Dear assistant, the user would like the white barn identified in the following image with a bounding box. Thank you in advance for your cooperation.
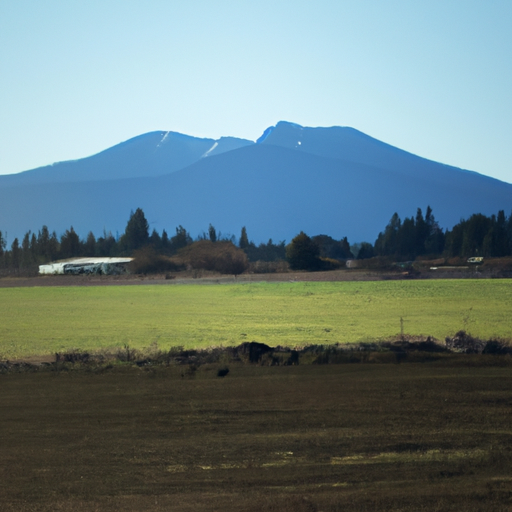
[39,257,133,275]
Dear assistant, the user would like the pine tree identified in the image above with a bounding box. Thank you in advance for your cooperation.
[208,224,217,243]
[123,208,149,253]
[60,227,82,259]
[149,229,162,249]
[239,226,249,250]
[85,232,97,257]
[0,231,6,268]
[161,229,170,253]
[0,230,5,257]
[170,226,191,252]
[415,208,428,255]
[374,212,401,256]
[10,238,21,271]
[21,231,33,268]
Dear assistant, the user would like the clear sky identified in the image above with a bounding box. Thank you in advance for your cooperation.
[1,0,511,184]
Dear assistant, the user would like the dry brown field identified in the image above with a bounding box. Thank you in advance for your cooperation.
[0,269,400,288]
[2,360,512,511]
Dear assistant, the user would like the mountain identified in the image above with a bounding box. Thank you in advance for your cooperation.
[0,121,511,245]
[0,132,253,186]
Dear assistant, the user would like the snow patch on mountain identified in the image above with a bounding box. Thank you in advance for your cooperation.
[156,131,170,148]
[201,142,219,158]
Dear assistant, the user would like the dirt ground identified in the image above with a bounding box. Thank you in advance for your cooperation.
[0,268,410,287]
[2,362,512,511]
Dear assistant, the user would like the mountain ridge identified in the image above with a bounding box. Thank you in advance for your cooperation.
[0,122,510,244]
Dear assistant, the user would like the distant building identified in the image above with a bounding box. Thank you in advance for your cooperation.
[39,257,133,275]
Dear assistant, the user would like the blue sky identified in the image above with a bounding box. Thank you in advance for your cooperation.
[1,0,511,184]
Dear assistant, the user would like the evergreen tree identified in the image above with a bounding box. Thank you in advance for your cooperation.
[244,239,286,262]
[161,229,170,253]
[375,207,444,259]
[37,226,51,262]
[0,230,5,257]
[239,226,249,250]
[507,210,512,254]
[10,238,21,271]
[123,208,149,253]
[0,230,6,268]
[208,223,217,243]
[415,208,428,255]
[374,212,401,256]
[21,231,33,268]
[96,230,117,257]
[149,229,162,249]
[84,231,97,257]
[357,242,374,259]
[461,214,491,256]
[424,206,445,255]
[312,235,353,260]
[48,231,59,261]
[396,217,416,260]
[30,233,38,263]
[340,237,353,259]
[60,227,82,259]
[286,232,321,270]
[170,225,191,252]
[493,210,509,257]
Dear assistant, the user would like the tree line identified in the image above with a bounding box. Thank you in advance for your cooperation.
[0,209,286,275]
[372,207,512,260]
[1,206,512,275]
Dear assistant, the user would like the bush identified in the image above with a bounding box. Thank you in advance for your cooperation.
[177,240,249,275]
[129,247,184,274]
[318,257,344,270]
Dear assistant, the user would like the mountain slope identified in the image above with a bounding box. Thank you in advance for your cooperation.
[0,132,253,187]
[260,121,489,184]
[1,138,511,245]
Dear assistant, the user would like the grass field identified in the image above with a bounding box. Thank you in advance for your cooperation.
[1,279,512,359]
[2,362,512,511]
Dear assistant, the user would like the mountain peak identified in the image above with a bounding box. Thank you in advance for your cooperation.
[1,121,511,246]
[256,125,275,144]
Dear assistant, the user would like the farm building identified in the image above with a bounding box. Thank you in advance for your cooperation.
[39,257,133,275]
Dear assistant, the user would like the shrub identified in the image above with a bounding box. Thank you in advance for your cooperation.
[482,339,510,355]
[318,257,344,270]
[129,247,184,274]
[177,240,248,275]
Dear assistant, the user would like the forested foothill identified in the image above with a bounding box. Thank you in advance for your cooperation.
[1,206,512,277]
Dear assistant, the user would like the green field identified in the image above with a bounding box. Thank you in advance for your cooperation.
[1,279,512,359]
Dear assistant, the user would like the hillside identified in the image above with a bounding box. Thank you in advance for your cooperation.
[0,122,511,244]
[0,132,253,186]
